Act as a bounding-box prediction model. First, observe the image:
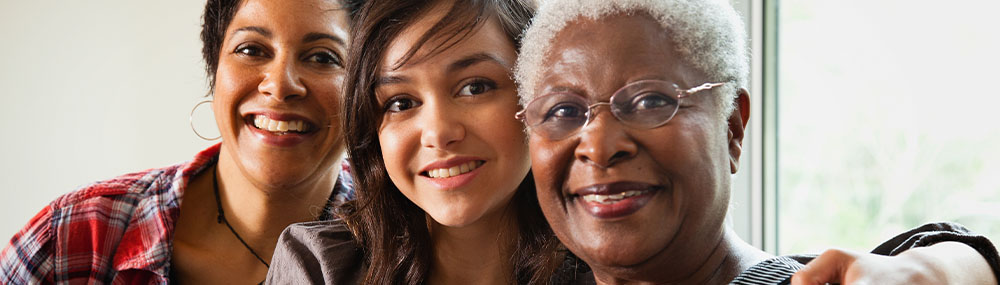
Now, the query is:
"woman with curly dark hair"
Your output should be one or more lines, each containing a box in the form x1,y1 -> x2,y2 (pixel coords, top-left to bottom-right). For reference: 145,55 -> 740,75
1,0 -> 362,283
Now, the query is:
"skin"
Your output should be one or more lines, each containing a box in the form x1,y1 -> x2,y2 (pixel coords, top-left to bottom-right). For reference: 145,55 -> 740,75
170,0 -> 350,283
793,242 -> 997,285
529,13 -> 763,284
373,1 -> 529,284
528,11 -> 998,285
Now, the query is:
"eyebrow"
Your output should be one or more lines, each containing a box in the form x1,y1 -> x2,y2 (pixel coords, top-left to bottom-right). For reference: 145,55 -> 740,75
233,27 -> 345,46
375,52 -> 510,87
446,52 -> 510,74
303,32 -> 345,46
235,26 -> 271,37
376,75 -> 409,86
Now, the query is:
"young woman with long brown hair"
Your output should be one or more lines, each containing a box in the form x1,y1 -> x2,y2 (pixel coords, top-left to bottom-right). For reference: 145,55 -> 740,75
265,0 -> 573,284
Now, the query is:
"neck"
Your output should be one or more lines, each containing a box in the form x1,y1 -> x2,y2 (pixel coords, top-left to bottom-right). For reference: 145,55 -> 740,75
213,148 -> 340,259
593,228 -> 770,285
427,204 -> 517,285
686,229 -> 771,285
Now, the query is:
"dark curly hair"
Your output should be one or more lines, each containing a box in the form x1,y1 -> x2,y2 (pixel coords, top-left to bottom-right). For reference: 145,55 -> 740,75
198,0 -> 365,95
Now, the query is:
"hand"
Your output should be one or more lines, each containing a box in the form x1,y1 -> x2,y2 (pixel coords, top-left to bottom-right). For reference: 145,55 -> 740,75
791,248 -> 946,285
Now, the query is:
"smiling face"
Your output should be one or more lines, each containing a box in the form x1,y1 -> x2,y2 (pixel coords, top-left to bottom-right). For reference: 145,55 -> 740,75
373,3 -> 530,228
212,0 -> 349,190
528,13 -> 745,281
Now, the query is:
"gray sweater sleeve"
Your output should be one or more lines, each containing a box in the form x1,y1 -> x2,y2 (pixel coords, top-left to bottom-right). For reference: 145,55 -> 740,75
264,220 -> 366,285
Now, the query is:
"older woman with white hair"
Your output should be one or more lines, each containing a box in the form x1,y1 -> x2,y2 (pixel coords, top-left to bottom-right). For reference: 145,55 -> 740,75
514,0 -> 1000,284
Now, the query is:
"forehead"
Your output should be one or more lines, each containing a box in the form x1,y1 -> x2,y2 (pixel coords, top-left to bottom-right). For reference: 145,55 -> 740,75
381,3 -> 516,72
230,0 -> 350,39
536,13 -> 705,100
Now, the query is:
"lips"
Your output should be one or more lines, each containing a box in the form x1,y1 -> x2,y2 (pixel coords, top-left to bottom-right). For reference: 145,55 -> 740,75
570,182 -> 664,219
425,160 -> 483,178
244,113 -> 320,147
253,115 -> 312,133
249,114 -> 316,134
419,157 -> 486,190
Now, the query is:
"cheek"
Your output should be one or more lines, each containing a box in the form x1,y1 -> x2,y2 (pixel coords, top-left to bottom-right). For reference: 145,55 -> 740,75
529,136 -> 574,207
311,75 -> 345,127
212,60 -> 257,118
492,122 -> 530,168
378,124 -> 416,188
316,74 -> 345,107
477,96 -> 532,168
529,139 -> 576,250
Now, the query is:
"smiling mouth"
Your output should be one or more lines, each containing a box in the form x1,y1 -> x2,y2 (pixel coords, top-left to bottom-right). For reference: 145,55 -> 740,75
250,115 -> 313,135
570,182 -> 664,219
422,160 -> 484,178
579,190 -> 651,204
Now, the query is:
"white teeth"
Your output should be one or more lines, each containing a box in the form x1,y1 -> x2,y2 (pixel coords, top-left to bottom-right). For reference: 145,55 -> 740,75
253,115 -> 308,133
581,190 -> 646,204
427,161 -> 483,178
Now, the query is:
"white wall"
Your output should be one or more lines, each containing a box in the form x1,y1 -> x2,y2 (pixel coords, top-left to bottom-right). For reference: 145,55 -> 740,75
0,1 -> 211,239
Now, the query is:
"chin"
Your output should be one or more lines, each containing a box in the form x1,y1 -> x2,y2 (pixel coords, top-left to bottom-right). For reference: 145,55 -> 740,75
580,238 -> 659,268
558,215 -> 676,270
254,167 -> 317,190
427,207 -> 483,228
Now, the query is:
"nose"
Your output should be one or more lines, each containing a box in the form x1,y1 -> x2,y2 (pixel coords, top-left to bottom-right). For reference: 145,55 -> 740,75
574,110 -> 637,168
420,100 -> 465,150
258,53 -> 306,101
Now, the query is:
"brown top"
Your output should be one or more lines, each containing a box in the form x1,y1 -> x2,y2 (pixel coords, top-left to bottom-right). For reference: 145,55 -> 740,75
264,220 -> 365,284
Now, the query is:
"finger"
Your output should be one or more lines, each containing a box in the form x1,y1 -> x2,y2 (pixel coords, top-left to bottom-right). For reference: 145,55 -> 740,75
791,249 -> 856,285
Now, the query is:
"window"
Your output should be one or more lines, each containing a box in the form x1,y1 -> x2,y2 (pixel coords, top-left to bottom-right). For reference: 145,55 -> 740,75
772,0 -> 1000,254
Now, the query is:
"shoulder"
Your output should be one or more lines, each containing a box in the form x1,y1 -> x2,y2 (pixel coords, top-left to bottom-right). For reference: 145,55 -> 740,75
0,164 -> 186,284
730,256 -> 806,285
50,143 -> 220,210
280,220 -> 357,244
52,165 -> 183,208
1,145 -> 218,283
267,220 -> 365,284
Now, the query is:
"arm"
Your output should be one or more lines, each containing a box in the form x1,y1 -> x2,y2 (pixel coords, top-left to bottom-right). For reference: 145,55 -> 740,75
792,222 -> 1000,285
792,241 -> 996,285
0,206 -> 55,284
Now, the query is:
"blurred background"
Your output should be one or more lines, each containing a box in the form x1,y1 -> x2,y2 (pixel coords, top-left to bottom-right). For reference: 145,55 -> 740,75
775,0 -> 1000,253
0,0 -> 211,239
1,0 -> 998,255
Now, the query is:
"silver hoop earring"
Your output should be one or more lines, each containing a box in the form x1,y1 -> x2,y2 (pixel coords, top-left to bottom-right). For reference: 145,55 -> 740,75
190,100 -> 221,141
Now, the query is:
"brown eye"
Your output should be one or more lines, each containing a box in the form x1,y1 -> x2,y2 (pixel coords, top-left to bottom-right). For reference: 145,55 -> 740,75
458,79 -> 497,96
384,96 -> 421,112
545,102 -> 586,121
304,51 -> 342,67
630,93 -> 676,112
234,44 -> 267,57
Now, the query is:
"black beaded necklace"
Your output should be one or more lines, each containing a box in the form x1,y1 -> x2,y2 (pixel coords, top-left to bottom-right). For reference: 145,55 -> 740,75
211,166 -> 270,272
208,164 -> 339,284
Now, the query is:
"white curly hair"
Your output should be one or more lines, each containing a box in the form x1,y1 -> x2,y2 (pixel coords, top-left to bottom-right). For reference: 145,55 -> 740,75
515,0 -> 748,118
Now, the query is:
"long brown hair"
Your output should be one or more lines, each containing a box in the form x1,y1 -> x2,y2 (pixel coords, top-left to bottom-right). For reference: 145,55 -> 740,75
339,0 -> 562,283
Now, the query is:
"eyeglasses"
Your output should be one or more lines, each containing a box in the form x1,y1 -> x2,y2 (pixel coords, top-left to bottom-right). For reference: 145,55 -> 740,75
515,80 -> 726,140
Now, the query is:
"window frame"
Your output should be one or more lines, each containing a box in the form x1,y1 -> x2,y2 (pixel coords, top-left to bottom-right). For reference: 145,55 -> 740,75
728,0 -> 777,254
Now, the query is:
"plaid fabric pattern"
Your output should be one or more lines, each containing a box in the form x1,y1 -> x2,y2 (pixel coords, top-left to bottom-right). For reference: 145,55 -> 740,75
0,144 -> 354,284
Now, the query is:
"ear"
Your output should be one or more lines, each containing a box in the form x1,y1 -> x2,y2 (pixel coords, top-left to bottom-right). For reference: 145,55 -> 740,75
727,88 -> 751,174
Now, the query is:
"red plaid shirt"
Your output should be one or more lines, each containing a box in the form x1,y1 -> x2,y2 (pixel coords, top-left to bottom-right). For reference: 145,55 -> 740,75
0,144 -> 354,284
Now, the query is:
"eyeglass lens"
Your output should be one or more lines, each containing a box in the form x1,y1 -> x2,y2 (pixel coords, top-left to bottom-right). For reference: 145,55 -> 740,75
524,80 -> 683,140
